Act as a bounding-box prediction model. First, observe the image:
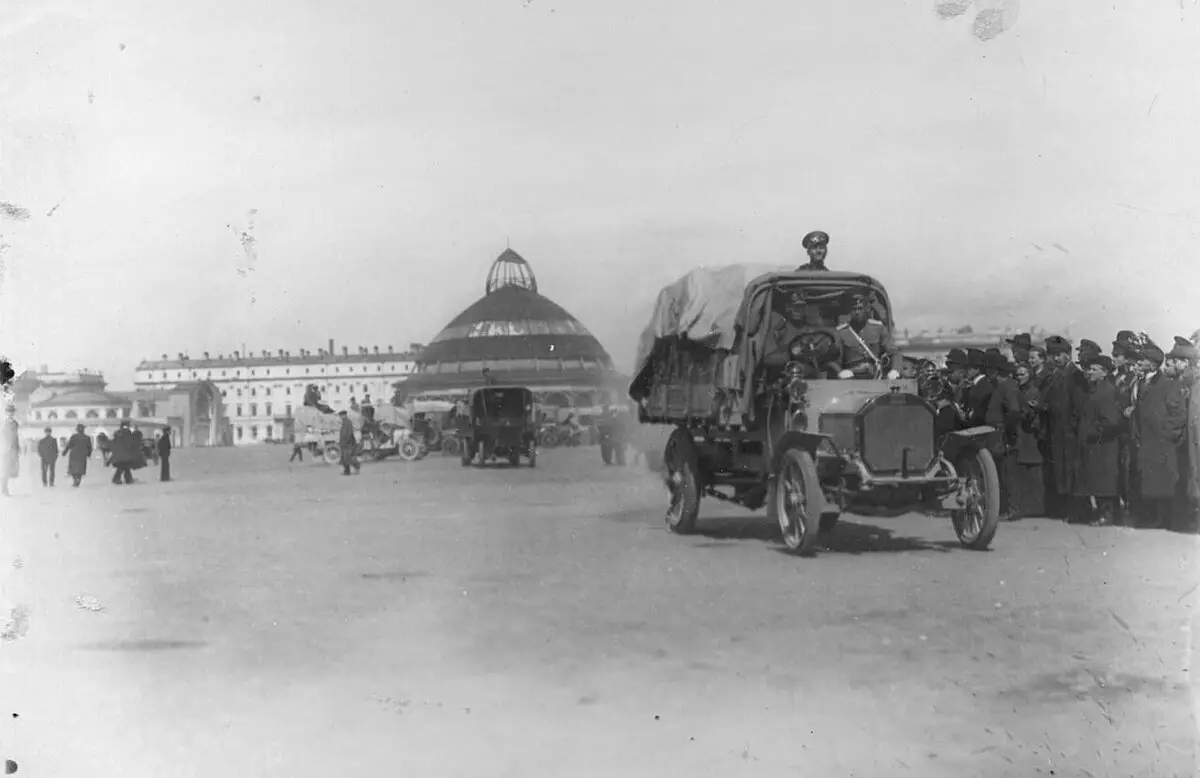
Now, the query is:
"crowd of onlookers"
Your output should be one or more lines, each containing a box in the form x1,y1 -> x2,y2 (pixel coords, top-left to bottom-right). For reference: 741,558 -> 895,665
915,330 -> 1200,531
0,410 -> 172,495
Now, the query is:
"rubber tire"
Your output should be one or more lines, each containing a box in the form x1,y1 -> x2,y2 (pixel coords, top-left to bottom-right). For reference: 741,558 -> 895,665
769,447 -> 823,555
324,445 -> 341,465
508,450 -> 520,467
664,429 -> 701,535
399,439 -> 421,461
819,513 -> 841,535
600,439 -> 613,465
952,447 -> 1001,550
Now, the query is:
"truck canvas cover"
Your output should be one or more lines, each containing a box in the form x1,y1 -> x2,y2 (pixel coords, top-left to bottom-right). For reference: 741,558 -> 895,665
634,263 -> 792,373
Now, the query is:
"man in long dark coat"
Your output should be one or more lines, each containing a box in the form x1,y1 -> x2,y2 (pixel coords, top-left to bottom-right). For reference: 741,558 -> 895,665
157,428 -> 172,482
1012,363 -> 1047,518
958,348 -> 994,427
109,420 -> 138,485
1043,335 -> 1087,520
1075,355 -> 1123,526
985,352 -> 1021,519
338,410 -> 360,476
1131,343 -> 1188,528
37,427 -> 59,487
1111,332 -> 1141,524
63,424 -> 93,487
1166,337 -> 1199,532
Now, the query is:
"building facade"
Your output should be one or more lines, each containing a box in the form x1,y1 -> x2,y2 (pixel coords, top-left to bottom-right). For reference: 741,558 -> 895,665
14,368 -> 225,452
132,342 -> 420,445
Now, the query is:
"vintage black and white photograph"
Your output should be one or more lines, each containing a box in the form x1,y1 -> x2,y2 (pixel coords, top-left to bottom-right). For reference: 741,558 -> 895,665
1,0 -> 1198,775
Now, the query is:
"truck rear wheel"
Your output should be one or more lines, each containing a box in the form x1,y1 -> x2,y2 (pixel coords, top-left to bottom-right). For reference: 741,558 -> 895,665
952,448 -> 1001,550
324,444 -> 341,465
664,430 -> 700,535
770,447 -> 822,555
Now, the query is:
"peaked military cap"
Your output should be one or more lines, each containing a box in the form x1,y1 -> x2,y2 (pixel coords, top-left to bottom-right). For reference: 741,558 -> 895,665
945,348 -> 969,366
1044,335 -> 1073,355
1168,336 -> 1200,362
802,231 -> 829,250
1141,343 -> 1165,364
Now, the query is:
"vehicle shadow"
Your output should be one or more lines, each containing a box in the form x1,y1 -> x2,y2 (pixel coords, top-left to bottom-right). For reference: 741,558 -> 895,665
689,513 -> 957,556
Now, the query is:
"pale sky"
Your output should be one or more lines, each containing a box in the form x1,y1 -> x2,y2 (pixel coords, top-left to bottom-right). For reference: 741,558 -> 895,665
2,0 -> 1197,388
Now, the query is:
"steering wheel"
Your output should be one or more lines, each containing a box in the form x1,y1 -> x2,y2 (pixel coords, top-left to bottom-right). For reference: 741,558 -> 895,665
788,328 -> 838,364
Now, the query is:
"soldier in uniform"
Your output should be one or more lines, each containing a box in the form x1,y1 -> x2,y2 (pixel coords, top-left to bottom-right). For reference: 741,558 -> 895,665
765,289 -> 838,376
1111,331 -> 1140,523
795,231 -> 830,271
832,292 -> 900,379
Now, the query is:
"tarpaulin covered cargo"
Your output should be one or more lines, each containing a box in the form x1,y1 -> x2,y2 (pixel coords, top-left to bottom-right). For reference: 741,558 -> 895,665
634,263 -> 792,372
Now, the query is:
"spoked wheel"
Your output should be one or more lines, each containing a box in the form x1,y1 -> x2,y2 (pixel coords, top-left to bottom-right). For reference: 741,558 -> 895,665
399,439 -> 421,461
663,429 -> 700,534
952,448 -> 1001,550
324,444 -> 341,465
442,437 -> 461,455
769,446 -> 823,555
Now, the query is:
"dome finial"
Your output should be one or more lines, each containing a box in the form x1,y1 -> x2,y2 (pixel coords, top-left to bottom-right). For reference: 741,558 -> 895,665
486,248 -> 538,295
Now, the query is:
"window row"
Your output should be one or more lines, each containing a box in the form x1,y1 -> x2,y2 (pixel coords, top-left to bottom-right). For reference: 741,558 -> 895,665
153,364 -> 415,381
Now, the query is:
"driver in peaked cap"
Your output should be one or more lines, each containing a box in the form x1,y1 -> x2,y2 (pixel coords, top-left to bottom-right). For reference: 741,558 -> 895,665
795,231 -> 830,271
833,291 -> 900,379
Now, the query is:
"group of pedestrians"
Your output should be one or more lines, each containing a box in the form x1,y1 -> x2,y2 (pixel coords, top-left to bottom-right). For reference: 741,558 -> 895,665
927,330 -> 1199,530
0,405 -> 173,495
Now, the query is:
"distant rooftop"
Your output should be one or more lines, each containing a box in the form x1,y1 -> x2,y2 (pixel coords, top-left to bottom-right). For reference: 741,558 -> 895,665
136,340 -> 423,371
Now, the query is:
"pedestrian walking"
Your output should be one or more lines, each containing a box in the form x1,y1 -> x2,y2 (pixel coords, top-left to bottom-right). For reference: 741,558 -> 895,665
157,427 -> 172,482
62,424 -> 93,487
36,427 -> 59,487
338,410 -> 360,476
1,405 -> 19,497
289,431 -> 306,462
109,420 -> 138,485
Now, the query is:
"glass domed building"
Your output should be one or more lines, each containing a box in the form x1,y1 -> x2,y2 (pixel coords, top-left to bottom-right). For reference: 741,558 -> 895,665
406,249 -> 627,408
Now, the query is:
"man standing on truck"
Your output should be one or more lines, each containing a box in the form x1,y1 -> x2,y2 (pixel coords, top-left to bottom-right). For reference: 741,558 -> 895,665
833,292 -> 901,379
795,231 -> 830,271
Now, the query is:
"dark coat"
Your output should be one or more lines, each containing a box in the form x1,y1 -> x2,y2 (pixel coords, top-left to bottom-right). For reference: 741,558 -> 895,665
1184,372 -> 1200,501
157,433 -> 172,458
1133,372 -> 1188,498
339,417 -> 357,447
1075,380 -> 1122,497
1014,381 -> 1046,465
109,427 -> 139,467
37,436 -> 59,462
63,433 -> 93,477
131,430 -> 147,469
985,376 -> 1021,452
964,376 -> 995,428
1044,362 -> 1087,494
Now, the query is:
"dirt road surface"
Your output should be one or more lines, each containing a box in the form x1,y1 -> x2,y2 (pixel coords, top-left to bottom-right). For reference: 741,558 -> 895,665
1,446 -> 1197,777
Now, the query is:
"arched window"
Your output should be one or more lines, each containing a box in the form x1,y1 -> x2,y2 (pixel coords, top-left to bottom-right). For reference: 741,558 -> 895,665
65,410 -> 78,419
47,411 -> 58,420
105,409 -> 118,419
85,409 -> 99,419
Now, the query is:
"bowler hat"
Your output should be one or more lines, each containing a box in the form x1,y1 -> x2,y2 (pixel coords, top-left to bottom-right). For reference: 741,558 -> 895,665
985,351 -> 1011,372
802,231 -> 829,249
945,348 -> 968,367
1113,330 -> 1137,348
966,348 -> 987,368
1005,333 -> 1033,350
338,410 -> 348,416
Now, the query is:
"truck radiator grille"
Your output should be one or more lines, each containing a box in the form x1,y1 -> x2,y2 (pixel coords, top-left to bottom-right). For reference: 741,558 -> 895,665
861,403 -> 935,473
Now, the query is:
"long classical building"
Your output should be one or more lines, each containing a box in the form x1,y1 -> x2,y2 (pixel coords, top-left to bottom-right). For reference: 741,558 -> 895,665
133,342 -> 420,445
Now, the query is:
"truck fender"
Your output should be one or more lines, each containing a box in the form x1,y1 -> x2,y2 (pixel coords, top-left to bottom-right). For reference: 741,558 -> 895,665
940,425 -> 999,462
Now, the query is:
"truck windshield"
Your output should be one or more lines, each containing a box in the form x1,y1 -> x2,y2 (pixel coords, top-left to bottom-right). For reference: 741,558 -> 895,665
770,283 -> 888,328
476,390 -> 527,418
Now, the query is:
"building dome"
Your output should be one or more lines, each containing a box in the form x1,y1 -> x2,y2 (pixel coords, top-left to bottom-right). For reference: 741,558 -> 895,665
408,249 -> 624,404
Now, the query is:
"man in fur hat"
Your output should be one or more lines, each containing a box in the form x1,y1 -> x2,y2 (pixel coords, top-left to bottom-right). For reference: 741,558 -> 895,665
1044,335 -> 1087,519
1130,342 -> 1187,528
